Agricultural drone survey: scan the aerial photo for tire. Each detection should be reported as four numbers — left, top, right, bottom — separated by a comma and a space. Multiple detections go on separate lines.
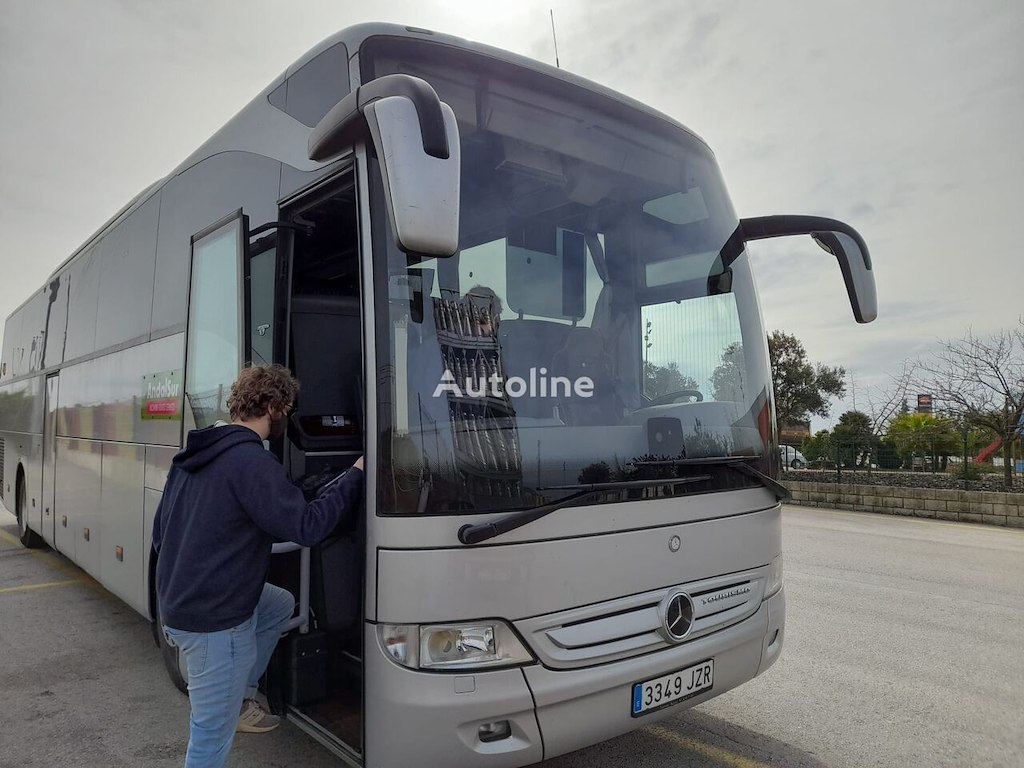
791, 460, 805, 469
15, 473, 45, 549
154, 590, 189, 695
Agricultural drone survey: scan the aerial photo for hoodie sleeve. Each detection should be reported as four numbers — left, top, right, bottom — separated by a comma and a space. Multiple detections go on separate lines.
152, 495, 163, 555
234, 453, 364, 546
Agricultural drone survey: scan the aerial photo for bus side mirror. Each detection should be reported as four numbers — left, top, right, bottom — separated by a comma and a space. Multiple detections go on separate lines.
364, 98, 460, 256
309, 74, 461, 257
740, 215, 877, 323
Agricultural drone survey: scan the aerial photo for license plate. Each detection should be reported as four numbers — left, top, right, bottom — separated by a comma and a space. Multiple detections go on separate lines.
631, 659, 714, 716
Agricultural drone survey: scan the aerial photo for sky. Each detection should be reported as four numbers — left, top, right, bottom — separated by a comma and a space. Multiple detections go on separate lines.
2, 0, 1022, 430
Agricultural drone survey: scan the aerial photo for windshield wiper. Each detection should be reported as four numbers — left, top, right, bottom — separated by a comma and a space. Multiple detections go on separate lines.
633, 456, 790, 502
457, 475, 712, 545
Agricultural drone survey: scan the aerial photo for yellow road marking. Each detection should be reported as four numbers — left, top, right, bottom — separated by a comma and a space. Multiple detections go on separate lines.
0, 527, 23, 547
0, 526, 105, 594
647, 725, 771, 768
0, 579, 80, 594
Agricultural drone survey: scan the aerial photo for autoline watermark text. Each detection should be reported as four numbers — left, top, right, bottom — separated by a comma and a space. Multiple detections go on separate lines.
433, 367, 594, 399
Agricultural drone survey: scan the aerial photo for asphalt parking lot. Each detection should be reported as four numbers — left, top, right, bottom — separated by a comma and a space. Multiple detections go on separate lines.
0, 508, 337, 768
1, 503, 806, 768
3, 503, 1023, 768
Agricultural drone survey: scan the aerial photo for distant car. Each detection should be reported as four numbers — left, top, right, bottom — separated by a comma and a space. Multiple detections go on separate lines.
780, 445, 807, 469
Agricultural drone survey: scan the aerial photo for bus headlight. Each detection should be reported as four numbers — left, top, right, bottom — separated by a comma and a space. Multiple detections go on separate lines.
765, 554, 784, 598
378, 621, 534, 670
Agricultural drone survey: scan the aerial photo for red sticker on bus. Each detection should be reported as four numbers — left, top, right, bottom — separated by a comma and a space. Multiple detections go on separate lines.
145, 398, 180, 416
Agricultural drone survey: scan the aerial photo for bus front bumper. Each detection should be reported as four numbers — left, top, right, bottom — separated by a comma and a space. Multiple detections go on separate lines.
364, 588, 784, 766
525, 587, 784, 759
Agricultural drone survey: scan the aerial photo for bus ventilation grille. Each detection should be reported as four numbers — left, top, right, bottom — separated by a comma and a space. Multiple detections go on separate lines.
514, 567, 768, 670
0, 440, 5, 501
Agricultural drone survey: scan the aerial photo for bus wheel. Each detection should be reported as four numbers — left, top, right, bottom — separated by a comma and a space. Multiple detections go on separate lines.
154, 592, 189, 695
16, 472, 45, 549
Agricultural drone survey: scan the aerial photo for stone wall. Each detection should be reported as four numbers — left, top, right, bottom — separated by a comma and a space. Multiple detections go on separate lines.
786, 481, 1024, 528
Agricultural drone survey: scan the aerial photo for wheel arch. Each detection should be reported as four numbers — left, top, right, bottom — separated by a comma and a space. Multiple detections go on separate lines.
15, 461, 26, 515
14, 461, 46, 549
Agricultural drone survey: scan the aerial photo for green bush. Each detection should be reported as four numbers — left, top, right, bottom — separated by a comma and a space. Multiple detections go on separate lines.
972, 462, 1003, 475
952, 462, 1000, 480
952, 464, 982, 481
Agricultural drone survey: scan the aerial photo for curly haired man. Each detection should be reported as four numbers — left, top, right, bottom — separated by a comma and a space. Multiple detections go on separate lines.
153, 364, 364, 768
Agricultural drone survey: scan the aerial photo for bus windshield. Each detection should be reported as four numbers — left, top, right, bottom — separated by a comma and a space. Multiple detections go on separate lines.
369, 41, 773, 515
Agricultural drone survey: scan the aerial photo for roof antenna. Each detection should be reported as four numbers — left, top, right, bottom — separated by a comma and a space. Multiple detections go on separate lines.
550, 9, 561, 68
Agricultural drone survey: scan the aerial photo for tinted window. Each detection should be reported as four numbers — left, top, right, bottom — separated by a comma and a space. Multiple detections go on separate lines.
42, 274, 69, 369
64, 245, 101, 360
94, 194, 159, 350
1, 312, 23, 381
280, 42, 350, 127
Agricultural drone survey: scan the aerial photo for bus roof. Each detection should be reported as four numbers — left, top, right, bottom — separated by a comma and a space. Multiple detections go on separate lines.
42, 22, 707, 287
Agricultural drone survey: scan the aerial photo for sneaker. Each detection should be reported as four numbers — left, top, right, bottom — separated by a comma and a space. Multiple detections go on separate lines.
237, 698, 281, 733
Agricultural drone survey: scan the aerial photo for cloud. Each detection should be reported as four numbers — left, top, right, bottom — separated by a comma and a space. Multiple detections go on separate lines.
1, 0, 1021, 406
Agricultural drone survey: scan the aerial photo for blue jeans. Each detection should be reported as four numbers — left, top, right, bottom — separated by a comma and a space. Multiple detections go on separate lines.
164, 583, 295, 768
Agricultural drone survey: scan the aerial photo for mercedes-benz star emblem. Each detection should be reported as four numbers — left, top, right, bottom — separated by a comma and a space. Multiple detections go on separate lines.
658, 590, 694, 643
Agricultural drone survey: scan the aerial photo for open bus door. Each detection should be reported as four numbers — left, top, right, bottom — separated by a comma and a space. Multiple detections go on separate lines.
266, 171, 367, 762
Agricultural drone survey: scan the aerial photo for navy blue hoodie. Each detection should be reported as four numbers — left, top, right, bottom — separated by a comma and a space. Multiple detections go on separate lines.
153, 424, 363, 632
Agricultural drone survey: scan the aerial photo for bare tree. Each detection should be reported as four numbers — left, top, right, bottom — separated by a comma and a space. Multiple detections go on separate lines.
862, 360, 917, 437
919, 322, 1024, 487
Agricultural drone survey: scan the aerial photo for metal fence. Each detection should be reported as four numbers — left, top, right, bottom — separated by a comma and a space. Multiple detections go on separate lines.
787, 435, 1020, 491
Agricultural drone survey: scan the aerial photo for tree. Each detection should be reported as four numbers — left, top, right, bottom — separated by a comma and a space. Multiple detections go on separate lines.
887, 412, 960, 470
768, 330, 846, 426
832, 410, 877, 467
711, 342, 745, 401
643, 317, 700, 400
643, 361, 699, 400
918, 323, 1024, 487
862, 361, 916, 437
947, 414, 996, 477
801, 429, 833, 464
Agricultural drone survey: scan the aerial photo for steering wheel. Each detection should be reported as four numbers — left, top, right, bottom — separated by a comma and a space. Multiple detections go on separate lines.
645, 389, 704, 406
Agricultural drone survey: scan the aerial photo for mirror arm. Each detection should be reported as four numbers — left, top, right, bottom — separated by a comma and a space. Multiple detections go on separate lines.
739, 215, 871, 269
308, 74, 450, 162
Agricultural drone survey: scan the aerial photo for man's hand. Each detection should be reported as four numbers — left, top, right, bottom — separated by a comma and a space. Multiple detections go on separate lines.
353, 455, 365, 471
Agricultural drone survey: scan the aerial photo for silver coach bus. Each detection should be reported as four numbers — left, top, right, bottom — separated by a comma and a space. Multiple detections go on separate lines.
0, 23, 876, 766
